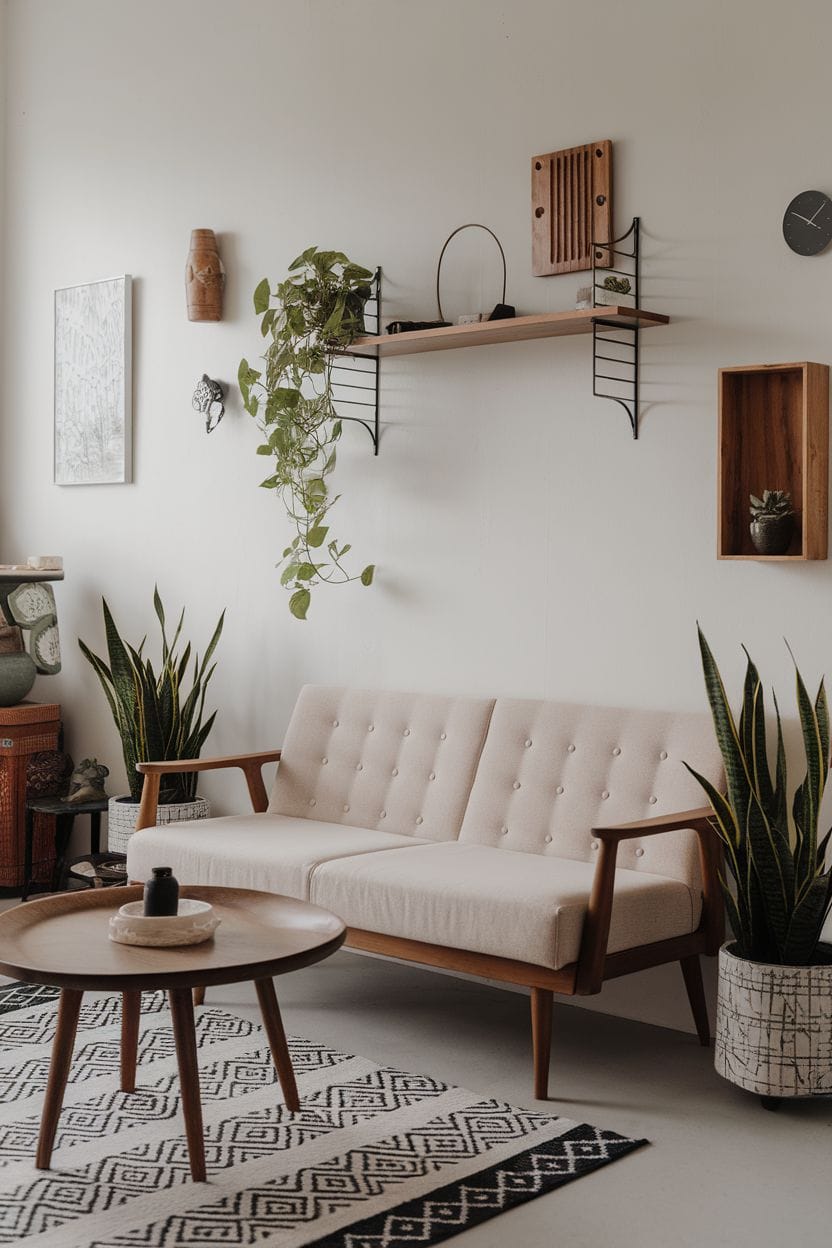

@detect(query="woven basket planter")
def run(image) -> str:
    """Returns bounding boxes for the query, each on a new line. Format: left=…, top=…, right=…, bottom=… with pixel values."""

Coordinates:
left=715, top=943, right=832, bottom=1098
left=107, top=795, right=210, bottom=856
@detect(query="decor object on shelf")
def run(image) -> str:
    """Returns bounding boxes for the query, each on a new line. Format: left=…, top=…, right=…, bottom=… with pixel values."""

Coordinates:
left=687, top=629, right=832, bottom=1103
left=128, top=683, right=725, bottom=1099
left=185, top=229, right=225, bottom=321
left=386, top=318, right=450, bottom=334
left=749, top=489, right=794, bottom=556
left=26, top=750, right=73, bottom=799
left=532, top=139, right=613, bottom=275
left=435, top=224, right=515, bottom=324
left=239, top=247, right=376, bottom=620
left=0, top=702, right=62, bottom=889
left=78, top=588, right=223, bottom=852
left=575, top=285, right=593, bottom=309
left=0, top=567, right=64, bottom=706
left=54, top=276, right=132, bottom=485
left=783, top=190, right=832, bottom=256
left=0, top=984, right=644, bottom=1239
left=143, top=865, right=179, bottom=916
left=191, top=374, right=225, bottom=433
left=63, top=758, right=109, bottom=804
left=718, top=362, right=829, bottom=560
left=26, top=556, right=62, bottom=572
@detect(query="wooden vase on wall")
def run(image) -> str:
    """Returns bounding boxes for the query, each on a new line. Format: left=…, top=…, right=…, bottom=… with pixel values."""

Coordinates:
left=185, top=229, right=225, bottom=322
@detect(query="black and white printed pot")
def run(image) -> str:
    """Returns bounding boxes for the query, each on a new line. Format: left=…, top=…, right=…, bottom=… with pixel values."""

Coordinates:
left=107, top=795, right=210, bottom=855
left=715, top=943, right=832, bottom=1099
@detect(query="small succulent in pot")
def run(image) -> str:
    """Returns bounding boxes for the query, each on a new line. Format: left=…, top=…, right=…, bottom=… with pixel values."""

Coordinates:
left=749, top=490, right=795, bottom=556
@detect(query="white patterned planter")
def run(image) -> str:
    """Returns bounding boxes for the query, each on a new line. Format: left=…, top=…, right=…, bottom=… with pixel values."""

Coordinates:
left=107, top=795, right=210, bottom=855
left=715, top=943, right=832, bottom=1098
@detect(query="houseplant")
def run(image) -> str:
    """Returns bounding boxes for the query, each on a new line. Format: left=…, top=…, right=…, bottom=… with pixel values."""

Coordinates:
left=79, top=589, right=224, bottom=853
left=687, top=628, right=832, bottom=1104
left=239, top=246, right=375, bottom=620
left=749, top=489, right=794, bottom=555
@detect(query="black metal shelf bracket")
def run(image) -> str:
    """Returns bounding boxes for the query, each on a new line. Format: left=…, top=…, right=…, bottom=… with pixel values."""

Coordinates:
left=330, top=268, right=382, bottom=455
left=592, top=217, right=642, bottom=439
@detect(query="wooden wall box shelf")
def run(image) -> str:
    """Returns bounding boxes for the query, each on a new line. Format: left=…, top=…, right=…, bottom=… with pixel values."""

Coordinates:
left=717, top=362, right=829, bottom=561
left=347, top=306, right=668, bottom=359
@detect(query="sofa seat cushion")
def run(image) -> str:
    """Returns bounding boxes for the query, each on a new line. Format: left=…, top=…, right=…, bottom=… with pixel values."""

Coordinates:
left=309, top=842, right=701, bottom=971
left=126, top=814, right=429, bottom=900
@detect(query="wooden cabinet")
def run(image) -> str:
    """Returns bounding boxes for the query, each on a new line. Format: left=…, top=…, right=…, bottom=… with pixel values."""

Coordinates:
left=717, top=362, right=829, bottom=560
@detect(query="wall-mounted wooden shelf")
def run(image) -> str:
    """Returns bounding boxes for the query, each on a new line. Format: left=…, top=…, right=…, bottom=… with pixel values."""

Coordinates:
left=718, top=362, right=829, bottom=561
left=346, top=306, right=669, bottom=358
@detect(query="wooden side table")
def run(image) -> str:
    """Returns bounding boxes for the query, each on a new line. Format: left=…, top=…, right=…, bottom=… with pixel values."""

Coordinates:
left=0, top=702, right=61, bottom=890
left=22, top=796, right=108, bottom=900
left=0, top=886, right=346, bottom=1182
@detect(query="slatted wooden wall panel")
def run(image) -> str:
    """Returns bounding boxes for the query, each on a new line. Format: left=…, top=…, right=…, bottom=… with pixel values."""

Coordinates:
left=531, top=140, right=613, bottom=276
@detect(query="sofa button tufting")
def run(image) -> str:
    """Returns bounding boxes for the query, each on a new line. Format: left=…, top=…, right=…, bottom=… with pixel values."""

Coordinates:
left=660, top=750, right=668, bottom=760
left=322, top=757, right=328, bottom=765
left=356, top=763, right=363, bottom=771
left=602, top=790, right=609, bottom=799
left=440, top=732, right=447, bottom=740
left=343, top=804, right=350, bottom=812
left=380, top=809, right=386, bottom=818
left=333, top=719, right=339, bottom=727
left=429, top=772, right=436, bottom=780
left=556, top=785, right=564, bottom=795
left=416, top=815, right=424, bottom=825
left=309, top=799, right=316, bottom=807
left=591, top=840, right=599, bottom=850
left=368, top=725, right=375, bottom=732
left=525, top=738, right=533, bottom=748
left=612, top=747, right=621, bottom=756
left=404, top=728, right=411, bottom=737
left=567, top=744, right=575, bottom=753
left=635, top=847, right=645, bottom=857
left=392, top=767, right=398, bottom=777
left=545, top=834, right=552, bottom=843
left=501, top=826, right=508, bottom=835
left=649, top=795, right=657, bottom=804
left=513, top=780, right=521, bottom=790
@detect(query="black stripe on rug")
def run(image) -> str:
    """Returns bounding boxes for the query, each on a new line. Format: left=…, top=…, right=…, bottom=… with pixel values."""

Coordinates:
left=304, top=1125, right=647, bottom=1248
left=0, top=980, right=58, bottom=1015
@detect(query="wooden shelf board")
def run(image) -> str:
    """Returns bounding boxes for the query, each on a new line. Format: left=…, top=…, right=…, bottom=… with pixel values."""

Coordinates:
left=718, top=554, right=809, bottom=562
left=345, top=306, right=669, bottom=358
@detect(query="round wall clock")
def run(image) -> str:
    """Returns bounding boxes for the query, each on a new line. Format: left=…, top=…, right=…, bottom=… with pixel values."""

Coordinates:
left=783, top=190, right=832, bottom=255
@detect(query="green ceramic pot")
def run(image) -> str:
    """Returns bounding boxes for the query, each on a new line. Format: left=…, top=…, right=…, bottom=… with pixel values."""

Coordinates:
left=0, top=652, right=37, bottom=706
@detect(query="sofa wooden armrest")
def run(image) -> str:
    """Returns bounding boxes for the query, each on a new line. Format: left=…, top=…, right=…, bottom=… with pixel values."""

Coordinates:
left=576, top=805, right=722, bottom=995
left=135, top=751, right=282, bottom=830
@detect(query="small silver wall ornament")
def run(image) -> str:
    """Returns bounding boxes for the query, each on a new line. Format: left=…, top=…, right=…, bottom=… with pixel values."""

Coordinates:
left=192, top=375, right=226, bottom=433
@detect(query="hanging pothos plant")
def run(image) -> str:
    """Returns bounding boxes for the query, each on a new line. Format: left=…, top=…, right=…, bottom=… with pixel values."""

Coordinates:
left=239, top=247, right=376, bottom=620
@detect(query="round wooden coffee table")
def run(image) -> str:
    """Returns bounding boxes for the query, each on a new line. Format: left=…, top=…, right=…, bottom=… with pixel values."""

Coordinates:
left=0, top=885, right=346, bottom=1181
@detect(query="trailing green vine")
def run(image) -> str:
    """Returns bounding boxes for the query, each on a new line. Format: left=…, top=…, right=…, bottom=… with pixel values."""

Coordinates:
left=239, top=247, right=375, bottom=619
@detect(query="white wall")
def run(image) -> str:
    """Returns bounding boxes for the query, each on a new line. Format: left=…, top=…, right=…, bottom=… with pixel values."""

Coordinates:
left=2, top=0, right=832, bottom=1032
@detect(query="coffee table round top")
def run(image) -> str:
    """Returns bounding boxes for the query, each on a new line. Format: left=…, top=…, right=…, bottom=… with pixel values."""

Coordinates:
left=0, top=886, right=346, bottom=992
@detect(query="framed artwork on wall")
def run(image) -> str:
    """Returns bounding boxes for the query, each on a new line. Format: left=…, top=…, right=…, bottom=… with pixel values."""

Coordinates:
left=54, top=275, right=132, bottom=485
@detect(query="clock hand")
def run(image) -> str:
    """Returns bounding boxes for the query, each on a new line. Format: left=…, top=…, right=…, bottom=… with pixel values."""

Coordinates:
left=808, top=202, right=827, bottom=224
left=791, top=212, right=822, bottom=228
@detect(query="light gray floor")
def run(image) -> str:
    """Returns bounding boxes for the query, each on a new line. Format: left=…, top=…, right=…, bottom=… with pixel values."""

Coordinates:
left=204, top=950, right=828, bottom=1248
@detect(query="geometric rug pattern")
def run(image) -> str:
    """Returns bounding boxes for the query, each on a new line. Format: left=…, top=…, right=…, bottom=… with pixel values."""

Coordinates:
left=0, top=982, right=646, bottom=1247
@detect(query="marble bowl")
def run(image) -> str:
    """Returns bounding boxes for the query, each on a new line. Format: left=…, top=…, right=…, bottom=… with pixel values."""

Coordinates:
left=109, top=899, right=220, bottom=947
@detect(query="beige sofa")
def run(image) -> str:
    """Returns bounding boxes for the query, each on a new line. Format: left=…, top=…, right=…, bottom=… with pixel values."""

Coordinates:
left=127, top=685, right=723, bottom=1097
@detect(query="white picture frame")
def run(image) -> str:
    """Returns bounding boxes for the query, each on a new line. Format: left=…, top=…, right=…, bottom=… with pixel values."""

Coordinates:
left=54, top=275, right=133, bottom=485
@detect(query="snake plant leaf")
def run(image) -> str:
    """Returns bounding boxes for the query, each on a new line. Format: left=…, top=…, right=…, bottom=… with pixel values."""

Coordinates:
left=696, top=626, right=751, bottom=818
left=783, top=875, right=832, bottom=964
left=792, top=664, right=827, bottom=885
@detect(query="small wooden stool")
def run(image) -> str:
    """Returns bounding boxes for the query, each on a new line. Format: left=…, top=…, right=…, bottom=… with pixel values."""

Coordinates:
left=23, top=796, right=108, bottom=900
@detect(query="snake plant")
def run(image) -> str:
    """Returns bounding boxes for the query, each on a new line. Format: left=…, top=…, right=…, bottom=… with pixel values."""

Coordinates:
left=79, top=589, right=224, bottom=803
left=686, top=627, right=832, bottom=965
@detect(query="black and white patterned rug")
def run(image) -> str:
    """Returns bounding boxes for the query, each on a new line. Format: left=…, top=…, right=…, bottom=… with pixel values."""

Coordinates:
left=0, top=982, right=646, bottom=1246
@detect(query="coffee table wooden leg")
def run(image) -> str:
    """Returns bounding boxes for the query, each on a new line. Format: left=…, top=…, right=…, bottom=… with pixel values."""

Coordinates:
left=36, top=988, right=83, bottom=1169
left=168, top=987, right=206, bottom=1182
left=193, top=986, right=205, bottom=1007
left=255, top=977, right=300, bottom=1112
left=121, top=991, right=141, bottom=1092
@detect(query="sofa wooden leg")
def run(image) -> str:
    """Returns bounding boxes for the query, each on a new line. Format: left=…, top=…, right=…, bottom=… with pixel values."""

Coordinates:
left=193, top=986, right=206, bottom=1007
left=530, top=987, right=553, bottom=1099
left=680, top=954, right=710, bottom=1046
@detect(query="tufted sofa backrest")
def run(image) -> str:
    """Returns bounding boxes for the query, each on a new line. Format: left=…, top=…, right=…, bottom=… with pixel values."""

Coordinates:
left=269, top=685, right=495, bottom=840
left=459, top=699, right=723, bottom=889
